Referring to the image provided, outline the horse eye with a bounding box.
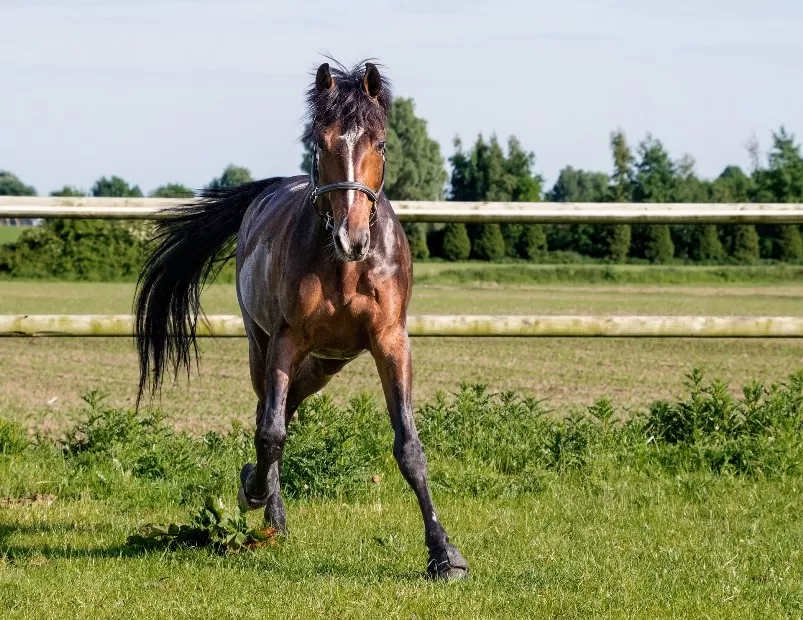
[376,141,386,152]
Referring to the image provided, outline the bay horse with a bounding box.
[134,60,469,580]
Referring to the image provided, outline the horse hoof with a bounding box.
[237,463,269,511]
[427,543,470,581]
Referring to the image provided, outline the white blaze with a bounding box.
[341,126,364,208]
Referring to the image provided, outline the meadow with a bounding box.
[0,226,28,245]
[2,273,803,432]
[2,269,803,618]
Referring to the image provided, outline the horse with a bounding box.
[134,60,469,580]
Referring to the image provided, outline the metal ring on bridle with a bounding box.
[310,143,385,232]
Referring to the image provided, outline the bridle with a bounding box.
[309,142,385,232]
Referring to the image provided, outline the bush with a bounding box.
[731,225,760,263]
[644,225,674,263]
[441,223,471,261]
[3,371,803,506]
[403,223,430,260]
[0,219,145,280]
[517,225,547,259]
[691,225,725,261]
[776,226,803,261]
[470,224,506,260]
[607,224,631,262]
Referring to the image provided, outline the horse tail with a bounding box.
[134,177,283,407]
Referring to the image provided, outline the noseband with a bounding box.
[309,143,385,232]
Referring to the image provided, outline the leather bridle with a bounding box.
[309,142,385,232]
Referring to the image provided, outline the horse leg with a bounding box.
[238,328,300,529]
[370,326,469,580]
[257,355,352,530]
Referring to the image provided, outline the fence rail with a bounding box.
[2,196,803,224]
[2,314,802,338]
[3,197,803,339]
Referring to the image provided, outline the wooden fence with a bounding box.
[2,196,802,338]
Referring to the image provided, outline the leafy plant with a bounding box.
[126,497,277,553]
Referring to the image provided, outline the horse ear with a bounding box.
[316,63,334,92]
[362,63,382,99]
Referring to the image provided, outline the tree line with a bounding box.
[2,96,803,278]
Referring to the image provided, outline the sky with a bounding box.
[2,0,802,195]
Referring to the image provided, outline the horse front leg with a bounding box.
[238,328,300,529]
[370,326,469,580]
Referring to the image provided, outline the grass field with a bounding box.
[0,226,28,245]
[2,278,803,433]
[2,274,803,618]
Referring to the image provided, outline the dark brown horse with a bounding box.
[134,60,468,580]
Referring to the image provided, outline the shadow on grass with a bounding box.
[0,520,435,582]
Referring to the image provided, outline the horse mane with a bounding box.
[302,57,393,142]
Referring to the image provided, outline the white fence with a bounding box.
[2,196,803,224]
[1,314,802,338]
[2,197,802,338]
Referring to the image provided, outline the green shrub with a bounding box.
[0,219,145,280]
[3,371,803,506]
[470,223,506,260]
[644,225,674,263]
[441,223,471,261]
[517,225,547,259]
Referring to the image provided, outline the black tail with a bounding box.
[134,177,283,407]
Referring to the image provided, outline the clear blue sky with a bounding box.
[2,0,802,195]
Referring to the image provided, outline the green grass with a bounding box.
[413,262,803,285]
[3,280,803,433]
[0,226,28,245]
[2,377,802,618]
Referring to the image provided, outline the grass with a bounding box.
[412,262,803,285]
[2,377,802,618]
[3,279,803,433]
[0,226,29,245]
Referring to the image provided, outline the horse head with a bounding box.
[307,61,391,261]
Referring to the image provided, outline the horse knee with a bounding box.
[394,436,427,476]
[255,420,286,450]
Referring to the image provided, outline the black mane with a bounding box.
[302,58,392,142]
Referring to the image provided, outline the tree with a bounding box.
[518,224,547,259]
[713,165,759,262]
[50,186,86,197]
[691,226,724,261]
[0,170,36,196]
[546,166,608,256]
[384,98,447,201]
[776,225,803,261]
[471,223,506,260]
[441,223,471,261]
[632,135,676,261]
[731,224,760,263]
[673,155,714,258]
[91,176,143,198]
[449,134,544,259]
[406,223,430,260]
[208,165,253,190]
[751,128,803,260]
[605,130,635,262]
[383,98,447,260]
[151,183,195,198]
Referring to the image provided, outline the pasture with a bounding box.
[2,275,803,432]
[2,272,803,617]
[0,226,28,245]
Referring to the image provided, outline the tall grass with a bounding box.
[2,369,802,507]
